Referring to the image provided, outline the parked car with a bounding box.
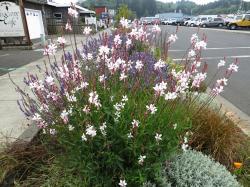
[224,15,243,26]
[173,17,191,26]
[228,14,250,30]
[185,17,198,26]
[141,17,160,25]
[187,17,199,27]
[161,18,171,25]
[196,17,213,26]
[200,17,225,28]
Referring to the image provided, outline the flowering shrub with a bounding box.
[13,4,240,186]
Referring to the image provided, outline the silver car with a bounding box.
[200,17,225,28]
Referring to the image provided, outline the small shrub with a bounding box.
[190,106,249,170]
[166,150,241,187]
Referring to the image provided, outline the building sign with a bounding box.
[0,1,25,37]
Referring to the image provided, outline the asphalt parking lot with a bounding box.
[164,25,250,116]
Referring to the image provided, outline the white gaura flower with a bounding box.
[154,59,165,70]
[65,22,72,31]
[99,45,110,56]
[192,73,207,88]
[83,105,90,114]
[217,78,228,86]
[50,129,56,135]
[195,40,207,50]
[81,133,87,141]
[100,122,107,136]
[167,34,178,43]
[182,136,189,151]
[155,133,162,142]
[99,74,106,83]
[87,53,93,60]
[32,113,42,122]
[88,91,101,108]
[86,125,97,137]
[127,132,133,139]
[212,85,224,95]
[68,125,75,131]
[132,119,140,128]
[173,123,177,130]
[153,81,167,96]
[190,33,199,44]
[218,60,226,68]
[126,38,132,48]
[146,104,157,114]
[114,34,122,45]
[80,81,89,89]
[120,72,128,81]
[138,155,146,165]
[60,110,69,124]
[122,95,128,102]
[57,37,66,45]
[135,60,143,71]
[46,43,57,56]
[83,26,92,35]
[119,179,127,187]
[120,17,129,28]
[188,49,196,58]
[228,63,238,72]
[152,24,161,33]
[68,7,78,18]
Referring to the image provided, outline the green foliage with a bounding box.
[166,150,242,187]
[48,86,191,186]
[115,4,135,24]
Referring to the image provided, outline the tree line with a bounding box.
[80,0,250,17]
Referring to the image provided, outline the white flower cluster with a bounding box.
[120,17,130,28]
[68,7,78,18]
[154,59,166,71]
[88,91,102,108]
[153,81,167,96]
[192,73,207,88]
[114,95,128,122]
[167,34,178,43]
[146,104,157,114]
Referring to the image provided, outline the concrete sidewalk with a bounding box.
[0,30,110,149]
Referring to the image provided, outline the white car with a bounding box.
[187,18,199,27]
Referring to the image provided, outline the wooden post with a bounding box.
[19,0,32,46]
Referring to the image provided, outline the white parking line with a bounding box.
[173,55,250,61]
[0,54,10,57]
[170,46,250,52]
[185,26,250,34]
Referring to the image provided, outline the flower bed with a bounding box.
[1,4,249,187]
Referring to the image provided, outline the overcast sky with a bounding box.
[56,0,250,5]
[157,0,250,5]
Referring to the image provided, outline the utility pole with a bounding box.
[19,0,32,46]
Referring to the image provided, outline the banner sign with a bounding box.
[0,1,25,37]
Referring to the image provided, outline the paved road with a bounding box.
[163,25,250,116]
[0,49,43,76]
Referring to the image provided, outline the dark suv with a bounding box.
[200,17,224,28]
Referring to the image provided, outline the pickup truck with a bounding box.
[228,14,250,30]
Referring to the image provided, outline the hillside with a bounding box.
[80,0,250,17]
